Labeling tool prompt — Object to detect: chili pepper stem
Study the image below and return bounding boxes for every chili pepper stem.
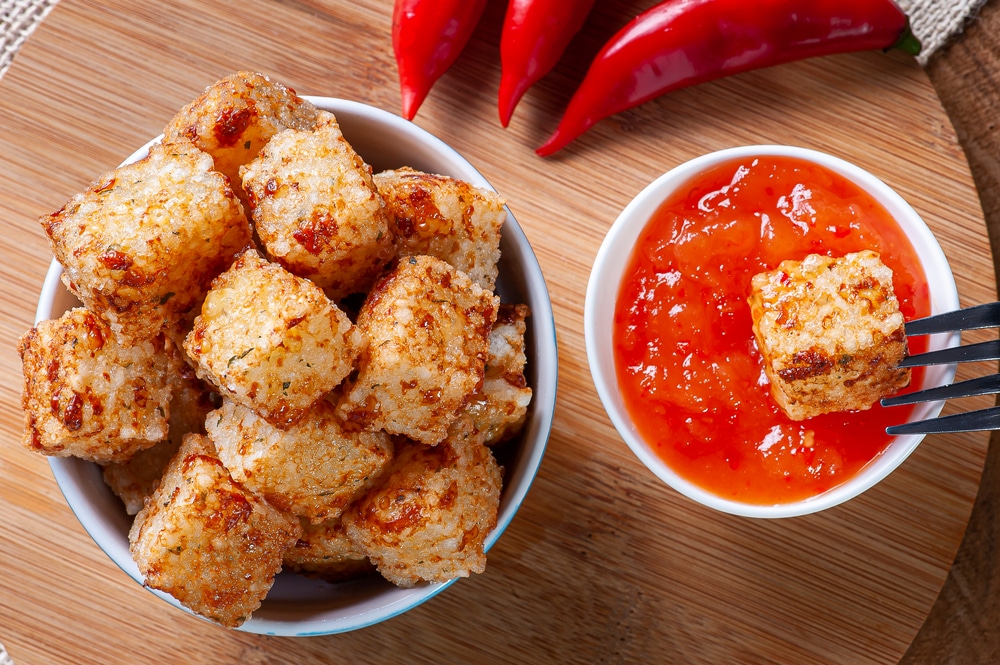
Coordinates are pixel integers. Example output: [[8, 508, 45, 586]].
[[892, 22, 922, 56]]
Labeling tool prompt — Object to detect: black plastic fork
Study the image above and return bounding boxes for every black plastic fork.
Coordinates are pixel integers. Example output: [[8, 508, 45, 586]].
[[883, 302, 1000, 435]]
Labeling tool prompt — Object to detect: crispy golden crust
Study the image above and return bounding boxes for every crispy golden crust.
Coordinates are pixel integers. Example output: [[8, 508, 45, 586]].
[[25, 69, 529, 621], [748, 250, 910, 420], [374, 167, 504, 291], [184, 249, 361, 427], [462, 303, 532, 445], [341, 418, 501, 587], [40, 141, 251, 341], [241, 111, 395, 300], [18, 308, 171, 464], [335, 255, 499, 445], [103, 338, 220, 514], [283, 516, 375, 582], [206, 397, 393, 523], [163, 70, 319, 208], [128, 434, 301, 628], [40, 143, 251, 339]]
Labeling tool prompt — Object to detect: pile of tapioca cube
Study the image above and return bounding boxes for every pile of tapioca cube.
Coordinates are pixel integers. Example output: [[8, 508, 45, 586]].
[[17, 71, 532, 628]]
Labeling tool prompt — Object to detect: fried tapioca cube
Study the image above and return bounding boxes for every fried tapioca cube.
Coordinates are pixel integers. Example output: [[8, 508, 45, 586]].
[[39, 141, 252, 341], [336, 255, 499, 445], [748, 250, 910, 421], [159, 336, 223, 442], [184, 249, 361, 427], [205, 397, 393, 523], [18, 308, 171, 464], [283, 516, 375, 583], [128, 433, 301, 628], [102, 438, 180, 515], [241, 110, 395, 300], [462, 303, 532, 445], [341, 418, 502, 587], [240, 111, 395, 300], [374, 167, 505, 291], [103, 338, 220, 514], [163, 70, 319, 207]]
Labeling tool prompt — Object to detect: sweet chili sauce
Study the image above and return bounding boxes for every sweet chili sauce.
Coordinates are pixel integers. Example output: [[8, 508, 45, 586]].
[[613, 155, 931, 505]]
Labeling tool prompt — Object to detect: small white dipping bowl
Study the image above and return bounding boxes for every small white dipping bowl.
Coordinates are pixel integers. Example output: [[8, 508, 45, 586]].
[[36, 97, 557, 634], [585, 145, 958, 519]]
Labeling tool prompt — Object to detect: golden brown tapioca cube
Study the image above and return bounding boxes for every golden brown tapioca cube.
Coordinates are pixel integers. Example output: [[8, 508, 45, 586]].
[[240, 110, 394, 300], [336, 255, 499, 445], [462, 303, 532, 445], [102, 438, 180, 516], [18, 307, 171, 464], [374, 167, 505, 291], [163, 70, 319, 207], [283, 516, 375, 583], [128, 433, 301, 628], [103, 337, 220, 514], [40, 141, 252, 341], [748, 250, 910, 421], [160, 336, 223, 441], [184, 249, 361, 427], [341, 417, 502, 587], [205, 397, 393, 524]]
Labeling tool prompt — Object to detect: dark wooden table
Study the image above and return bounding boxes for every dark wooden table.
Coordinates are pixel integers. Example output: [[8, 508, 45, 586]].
[[903, 1, 1000, 661]]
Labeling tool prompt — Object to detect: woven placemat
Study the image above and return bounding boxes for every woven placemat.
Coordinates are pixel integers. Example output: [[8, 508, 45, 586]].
[[898, 0, 989, 64], [0, 0, 989, 663], [0, 0, 57, 79]]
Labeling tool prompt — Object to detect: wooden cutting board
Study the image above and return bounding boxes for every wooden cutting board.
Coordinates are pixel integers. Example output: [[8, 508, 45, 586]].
[[0, 1, 994, 663]]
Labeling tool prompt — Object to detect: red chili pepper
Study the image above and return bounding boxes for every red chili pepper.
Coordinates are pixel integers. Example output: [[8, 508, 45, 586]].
[[392, 0, 489, 120], [536, 0, 921, 156], [498, 0, 597, 127]]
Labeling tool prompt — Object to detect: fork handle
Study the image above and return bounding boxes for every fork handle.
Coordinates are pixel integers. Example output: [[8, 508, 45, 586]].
[[905, 301, 1000, 335], [881, 373, 1000, 406], [887, 405, 1000, 435], [898, 339, 1000, 367]]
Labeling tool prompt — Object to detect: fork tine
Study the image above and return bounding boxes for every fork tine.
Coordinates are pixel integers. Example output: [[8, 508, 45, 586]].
[[898, 339, 1000, 368], [886, 405, 1000, 435], [905, 301, 1000, 336], [881, 373, 1000, 407]]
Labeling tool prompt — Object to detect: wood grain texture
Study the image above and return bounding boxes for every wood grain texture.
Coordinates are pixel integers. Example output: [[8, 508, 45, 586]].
[[901, 0, 1000, 662], [0, 1, 994, 663]]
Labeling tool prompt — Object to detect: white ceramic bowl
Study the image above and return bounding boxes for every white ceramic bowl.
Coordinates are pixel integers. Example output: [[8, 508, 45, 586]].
[[585, 145, 958, 519], [36, 97, 557, 634]]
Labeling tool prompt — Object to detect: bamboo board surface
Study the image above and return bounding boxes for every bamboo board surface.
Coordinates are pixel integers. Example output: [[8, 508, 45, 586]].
[[0, 1, 995, 663]]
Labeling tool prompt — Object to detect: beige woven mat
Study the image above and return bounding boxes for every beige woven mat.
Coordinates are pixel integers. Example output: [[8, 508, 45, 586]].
[[0, 0, 57, 79], [0, 0, 988, 662], [898, 0, 989, 64]]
